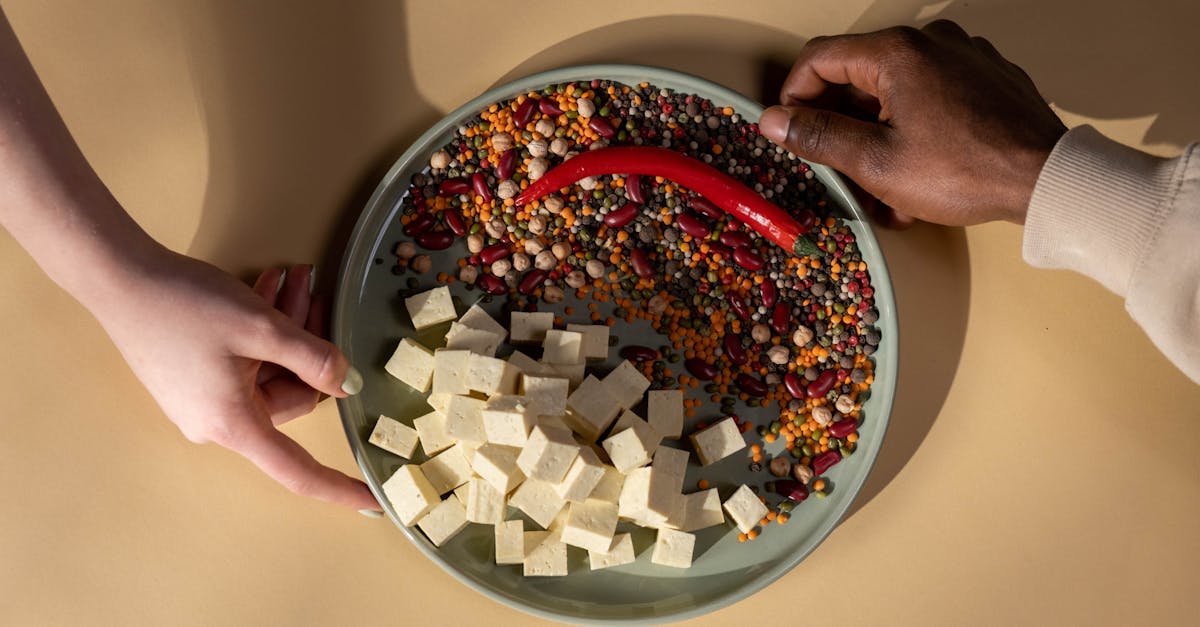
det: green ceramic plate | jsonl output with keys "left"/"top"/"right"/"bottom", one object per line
{"left": 333, "top": 64, "right": 897, "bottom": 625}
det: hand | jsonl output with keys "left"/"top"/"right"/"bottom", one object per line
{"left": 93, "top": 250, "right": 378, "bottom": 511}
{"left": 758, "top": 20, "right": 1068, "bottom": 227}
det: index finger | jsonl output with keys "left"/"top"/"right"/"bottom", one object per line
{"left": 781, "top": 29, "right": 907, "bottom": 106}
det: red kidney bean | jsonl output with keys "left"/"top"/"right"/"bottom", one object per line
{"left": 797, "top": 208, "right": 818, "bottom": 233}
{"left": 415, "top": 229, "right": 454, "bottom": 250}
{"left": 588, "top": 116, "right": 616, "bottom": 139}
{"left": 828, "top": 420, "right": 858, "bottom": 439}
{"left": 807, "top": 370, "right": 837, "bottom": 399}
{"left": 771, "top": 303, "right": 790, "bottom": 335}
{"left": 707, "top": 242, "right": 732, "bottom": 259}
{"left": 402, "top": 212, "right": 435, "bottom": 237}
{"left": 620, "top": 345, "right": 659, "bottom": 362}
{"left": 471, "top": 172, "right": 492, "bottom": 203}
{"left": 760, "top": 280, "right": 777, "bottom": 308}
{"left": 538, "top": 98, "right": 563, "bottom": 117}
{"left": 784, "top": 373, "right": 805, "bottom": 398}
{"left": 729, "top": 295, "right": 750, "bottom": 321}
{"left": 513, "top": 99, "right": 536, "bottom": 128}
{"left": 675, "top": 212, "right": 710, "bottom": 239}
{"left": 625, "top": 174, "right": 646, "bottom": 204}
{"left": 812, "top": 450, "right": 841, "bottom": 475}
{"left": 774, "top": 479, "right": 809, "bottom": 502}
{"left": 518, "top": 269, "right": 547, "bottom": 295}
{"left": 479, "top": 243, "right": 510, "bottom": 265}
{"left": 736, "top": 373, "right": 767, "bottom": 397}
{"left": 496, "top": 149, "right": 517, "bottom": 180}
{"left": 690, "top": 195, "right": 723, "bottom": 220}
{"left": 723, "top": 334, "right": 748, "bottom": 366}
{"left": 684, "top": 358, "right": 717, "bottom": 381}
{"left": 630, "top": 247, "right": 653, "bottom": 278}
{"left": 733, "top": 247, "right": 765, "bottom": 271}
{"left": 444, "top": 209, "right": 467, "bottom": 236}
{"left": 478, "top": 273, "right": 507, "bottom": 295}
{"left": 439, "top": 177, "right": 471, "bottom": 196}
{"left": 719, "top": 230, "right": 751, "bottom": 249}
{"left": 603, "top": 203, "right": 638, "bottom": 228}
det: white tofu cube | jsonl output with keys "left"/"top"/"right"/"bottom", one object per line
{"left": 560, "top": 500, "right": 619, "bottom": 554}
{"left": 383, "top": 338, "right": 436, "bottom": 392}
{"left": 602, "top": 415, "right": 660, "bottom": 473}
{"left": 679, "top": 488, "right": 725, "bottom": 532}
{"left": 413, "top": 410, "right": 455, "bottom": 456}
{"left": 723, "top": 484, "right": 769, "bottom": 533}
{"left": 690, "top": 417, "right": 746, "bottom": 466}
{"left": 647, "top": 389, "right": 685, "bottom": 439}
{"left": 367, "top": 415, "right": 419, "bottom": 459}
{"left": 617, "top": 467, "right": 658, "bottom": 524}
{"left": 552, "top": 446, "right": 607, "bottom": 503}
{"left": 465, "top": 354, "right": 518, "bottom": 396}
{"left": 417, "top": 494, "right": 469, "bottom": 547}
{"left": 463, "top": 477, "right": 505, "bottom": 525}
{"left": 652, "top": 446, "right": 689, "bottom": 491}
{"left": 481, "top": 395, "right": 535, "bottom": 447}
{"left": 443, "top": 395, "right": 487, "bottom": 443}
{"left": 425, "top": 393, "right": 453, "bottom": 414}
{"left": 523, "top": 533, "right": 567, "bottom": 577}
{"left": 420, "top": 444, "right": 474, "bottom": 495}
{"left": 457, "top": 303, "right": 508, "bottom": 341}
{"left": 565, "top": 375, "right": 622, "bottom": 441}
{"left": 521, "top": 375, "right": 569, "bottom": 418}
{"left": 589, "top": 467, "right": 625, "bottom": 505}
{"left": 509, "top": 311, "right": 554, "bottom": 343}
{"left": 495, "top": 520, "right": 525, "bottom": 565}
{"left": 565, "top": 323, "right": 610, "bottom": 361}
{"left": 616, "top": 464, "right": 680, "bottom": 527}
{"left": 542, "top": 361, "right": 586, "bottom": 389}
{"left": 509, "top": 479, "right": 566, "bottom": 529}
{"left": 542, "top": 330, "right": 584, "bottom": 364}
{"left": 444, "top": 321, "right": 503, "bottom": 356}
{"left": 651, "top": 528, "right": 695, "bottom": 568}
{"left": 506, "top": 350, "right": 550, "bottom": 376}
{"left": 470, "top": 443, "right": 525, "bottom": 494}
{"left": 431, "top": 349, "right": 472, "bottom": 396}
{"left": 588, "top": 532, "right": 635, "bottom": 570}
{"left": 517, "top": 425, "right": 580, "bottom": 483}
{"left": 603, "top": 360, "right": 651, "bottom": 410}
{"left": 405, "top": 286, "right": 457, "bottom": 330}
{"left": 381, "top": 464, "right": 441, "bottom": 526}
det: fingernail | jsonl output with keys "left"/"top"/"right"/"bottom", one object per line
{"left": 759, "top": 106, "right": 792, "bottom": 144}
{"left": 341, "top": 366, "right": 363, "bottom": 395}
{"left": 358, "top": 509, "right": 384, "bottom": 518}
{"left": 307, "top": 264, "right": 317, "bottom": 295}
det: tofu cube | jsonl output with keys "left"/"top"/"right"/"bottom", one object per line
{"left": 690, "top": 417, "right": 746, "bottom": 466}
{"left": 444, "top": 322, "right": 503, "bottom": 356}
{"left": 616, "top": 465, "right": 680, "bottom": 527}
{"left": 723, "top": 484, "right": 769, "bottom": 533}
{"left": 520, "top": 374, "right": 570, "bottom": 418}
{"left": 565, "top": 375, "right": 622, "bottom": 441}
{"left": 466, "top": 354, "right": 519, "bottom": 396}
{"left": 404, "top": 286, "right": 457, "bottom": 330}
{"left": 413, "top": 410, "right": 454, "bottom": 456}
{"left": 420, "top": 444, "right": 474, "bottom": 495}
{"left": 463, "top": 477, "right": 506, "bottom": 525}
{"left": 431, "top": 349, "right": 472, "bottom": 396}
{"left": 417, "top": 495, "right": 469, "bottom": 547}
{"left": 470, "top": 443, "right": 525, "bottom": 494}
{"left": 542, "top": 330, "right": 584, "bottom": 364}
{"left": 383, "top": 338, "right": 436, "bottom": 392}
{"left": 523, "top": 533, "right": 568, "bottom": 577}
{"left": 443, "top": 395, "right": 487, "bottom": 443}
{"left": 589, "top": 532, "right": 635, "bottom": 570}
{"left": 603, "top": 360, "right": 651, "bottom": 410}
{"left": 457, "top": 303, "right": 508, "bottom": 341}
{"left": 425, "top": 393, "right": 453, "bottom": 414}
{"left": 516, "top": 424, "right": 580, "bottom": 483}
{"left": 509, "top": 311, "right": 554, "bottom": 343}
{"left": 588, "top": 467, "right": 626, "bottom": 505}
{"left": 481, "top": 395, "right": 535, "bottom": 447}
{"left": 553, "top": 446, "right": 607, "bottom": 503}
{"left": 495, "top": 519, "right": 525, "bottom": 565}
{"left": 647, "top": 389, "right": 685, "bottom": 439}
{"left": 602, "top": 414, "right": 660, "bottom": 473}
{"left": 565, "top": 324, "right": 610, "bottom": 361}
{"left": 652, "top": 446, "right": 689, "bottom": 492}
{"left": 542, "top": 361, "right": 586, "bottom": 389}
{"left": 506, "top": 350, "right": 550, "bottom": 376}
{"left": 367, "top": 415, "right": 419, "bottom": 459}
{"left": 560, "top": 500, "right": 619, "bottom": 554}
{"left": 651, "top": 528, "right": 695, "bottom": 569}
{"left": 679, "top": 488, "right": 725, "bottom": 532}
{"left": 381, "top": 464, "right": 441, "bottom": 526}
{"left": 508, "top": 479, "right": 567, "bottom": 529}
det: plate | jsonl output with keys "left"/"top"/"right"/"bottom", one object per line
{"left": 333, "top": 64, "right": 898, "bottom": 625}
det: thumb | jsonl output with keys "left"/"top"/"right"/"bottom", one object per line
{"left": 759, "top": 105, "right": 889, "bottom": 182}
{"left": 242, "top": 311, "right": 362, "bottom": 398}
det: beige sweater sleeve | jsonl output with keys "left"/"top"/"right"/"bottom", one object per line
{"left": 1024, "top": 125, "right": 1200, "bottom": 383}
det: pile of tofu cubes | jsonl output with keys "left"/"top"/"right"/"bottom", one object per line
{"left": 370, "top": 286, "right": 769, "bottom": 576}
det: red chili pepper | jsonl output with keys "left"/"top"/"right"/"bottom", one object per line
{"left": 515, "top": 146, "right": 820, "bottom": 257}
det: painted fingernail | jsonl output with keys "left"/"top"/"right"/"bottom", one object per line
{"left": 358, "top": 509, "right": 384, "bottom": 518}
{"left": 341, "top": 366, "right": 363, "bottom": 395}
{"left": 758, "top": 106, "right": 792, "bottom": 144}
{"left": 308, "top": 264, "right": 317, "bottom": 294}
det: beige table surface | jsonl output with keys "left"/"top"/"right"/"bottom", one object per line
{"left": 3, "top": 1, "right": 1199, "bottom": 625}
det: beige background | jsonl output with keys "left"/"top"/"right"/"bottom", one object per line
{"left": 2, "top": 0, "right": 1199, "bottom": 625}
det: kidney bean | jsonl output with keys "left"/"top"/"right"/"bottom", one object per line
{"left": 513, "top": 99, "right": 537, "bottom": 128}
{"left": 774, "top": 479, "right": 809, "bottom": 503}
{"left": 771, "top": 303, "right": 790, "bottom": 336}
{"left": 797, "top": 208, "right": 818, "bottom": 233}
{"left": 479, "top": 243, "right": 511, "bottom": 265}
{"left": 471, "top": 172, "right": 492, "bottom": 203}
{"left": 828, "top": 420, "right": 858, "bottom": 439}
{"left": 733, "top": 247, "right": 765, "bottom": 271}
{"left": 438, "top": 177, "right": 471, "bottom": 196}
{"left": 723, "top": 334, "right": 748, "bottom": 366}
{"left": 625, "top": 174, "right": 646, "bottom": 204}
{"left": 718, "top": 230, "right": 751, "bottom": 249}
{"left": 588, "top": 116, "right": 616, "bottom": 139}
{"left": 707, "top": 241, "right": 732, "bottom": 259}
{"left": 444, "top": 209, "right": 467, "bottom": 236}
{"left": 415, "top": 229, "right": 454, "bottom": 250}
{"left": 675, "top": 212, "right": 710, "bottom": 239}
{"left": 812, "top": 450, "right": 841, "bottom": 475}
{"left": 736, "top": 373, "right": 767, "bottom": 397}
{"left": 729, "top": 295, "right": 750, "bottom": 321}
{"left": 478, "top": 273, "right": 508, "bottom": 295}
{"left": 518, "top": 269, "right": 547, "bottom": 295}
{"left": 690, "top": 195, "right": 724, "bottom": 220}
{"left": 538, "top": 98, "right": 563, "bottom": 117}
{"left": 603, "top": 203, "right": 638, "bottom": 228}
{"left": 620, "top": 345, "right": 659, "bottom": 362}
{"left": 630, "top": 247, "right": 653, "bottom": 278}
{"left": 684, "top": 358, "right": 717, "bottom": 381}
{"left": 784, "top": 373, "right": 805, "bottom": 398}
{"left": 496, "top": 149, "right": 517, "bottom": 180}
{"left": 402, "top": 212, "right": 435, "bottom": 237}
{"left": 807, "top": 370, "right": 837, "bottom": 399}
{"left": 760, "top": 280, "right": 777, "bottom": 308}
